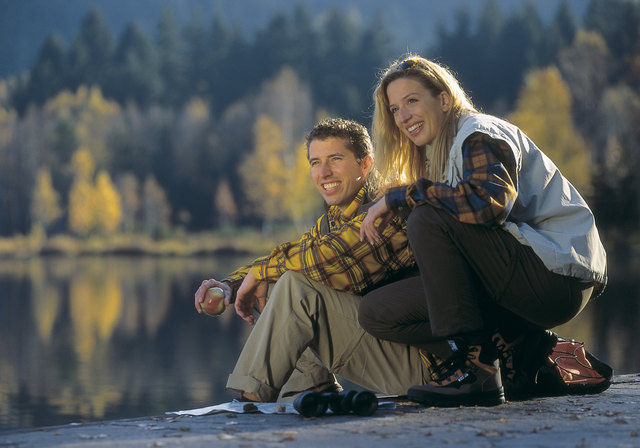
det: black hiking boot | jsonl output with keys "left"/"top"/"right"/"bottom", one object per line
{"left": 492, "top": 329, "right": 557, "bottom": 400}
{"left": 408, "top": 335, "right": 505, "bottom": 407}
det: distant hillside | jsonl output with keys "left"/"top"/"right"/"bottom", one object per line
{"left": 0, "top": 0, "right": 587, "bottom": 79}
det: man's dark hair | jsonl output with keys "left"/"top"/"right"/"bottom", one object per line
{"left": 305, "top": 117, "right": 379, "bottom": 197}
{"left": 305, "top": 118, "right": 373, "bottom": 162}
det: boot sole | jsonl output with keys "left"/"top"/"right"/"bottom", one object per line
{"left": 408, "top": 386, "right": 506, "bottom": 408}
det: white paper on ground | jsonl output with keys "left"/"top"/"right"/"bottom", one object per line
{"left": 167, "top": 400, "right": 396, "bottom": 416}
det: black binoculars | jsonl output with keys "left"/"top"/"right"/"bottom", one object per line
{"left": 293, "top": 389, "right": 378, "bottom": 417}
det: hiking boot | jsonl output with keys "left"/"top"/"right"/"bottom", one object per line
{"left": 408, "top": 336, "right": 505, "bottom": 407}
{"left": 492, "top": 329, "right": 557, "bottom": 400}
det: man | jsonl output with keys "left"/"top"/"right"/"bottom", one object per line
{"left": 194, "top": 118, "right": 427, "bottom": 402}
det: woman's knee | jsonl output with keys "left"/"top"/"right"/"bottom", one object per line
{"left": 406, "top": 204, "right": 448, "bottom": 243}
{"left": 357, "top": 294, "right": 377, "bottom": 334}
{"left": 358, "top": 293, "right": 391, "bottom": 338}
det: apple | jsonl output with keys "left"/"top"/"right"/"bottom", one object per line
{"left": 201, "top": 286, "right": 226, "bottom": 316}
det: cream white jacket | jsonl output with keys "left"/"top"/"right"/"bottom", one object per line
{"left": 446, "top": 114, "right": 607, "bottom": 289}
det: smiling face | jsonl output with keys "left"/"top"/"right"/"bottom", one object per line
{"left": 386, "top": 77, "right": 451, "bottom": 147}
{"left": 308, "top": 137, "right": 373, "bottom": 211}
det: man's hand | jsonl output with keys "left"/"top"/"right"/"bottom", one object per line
{"left": 235, "top": 269, "right": 268, "bottom": 325}
{"left": 360, "top": 198, "right": 395, "bottom": 244}
{"left": 194, "top": 279, "right": 231, "bottom": 313}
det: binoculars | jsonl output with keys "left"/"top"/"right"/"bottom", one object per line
{"left": 293, "top": 389, "right": 378, "bottom": 417}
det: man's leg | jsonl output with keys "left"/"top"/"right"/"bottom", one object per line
{"left": 278, "top": 350, "right": 339, "bottom": 399}
{"left": 227, "top": 271, "right": 428, "bottom": 401}
{"left": 257, "top": 284, "right": 338, "bottom": 400}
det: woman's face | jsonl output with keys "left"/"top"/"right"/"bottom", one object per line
{"left": 386, "top": 77, "right": 450, "bottom": 147}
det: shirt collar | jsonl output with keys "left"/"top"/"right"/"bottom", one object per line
{"left": 327, "top": 187, "right": 366, "bottom": 222}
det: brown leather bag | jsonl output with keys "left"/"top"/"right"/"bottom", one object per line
{"left": 535, "top": 336, "right": 613, "bottom": 396}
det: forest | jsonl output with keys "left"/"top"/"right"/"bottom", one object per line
{"left": 0, "top": 0, "right": 638, "bottom": 258}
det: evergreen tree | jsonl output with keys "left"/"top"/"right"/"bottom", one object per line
{"left": 253, "top": 12, "right": 293, "bottom": 80}
{"left": 316, "top": 8, "right": 363, "bottom": 118}
{"left": 289, "top": 4, "right": 318, "bottom": 81}
{"left": 432, "top": 8, "right": 478, "bottom": 106}
{"left": 471, "top": 0, "right": 506, "bottom": 111}
{"left": 116, "top": 172, "right": 140, "bottom": 233}
{"left": 218, "top": 27, "right": 252, "bottom": 113}
{"left": 542, "top": 0, "right": 577, "bottom": 65}
{"left": 0, "top": 108, "right": 39, "bottom": 234}
{"left": 26, "top": 33, "right": 67, "bottom": 106}
{"left": 45, "top": 117, "right": 78, "bottom": 209}
{"left": 183, "top": 13, "right": 210, "bottom": 100}
{"left": 591, "top": 84, "right": 640, "bottom": 258}
{"left": 205, "top": 10, "right": 246, "bottom": 114}
{"left": 108, "top": 22, "right": 161, "bottom": 107}
{"left": 155, "top": 8, "right": 186, "bottom": 108}
{"left": 356, "top": 12, "right": 393, "bottom": 121}
{"left": 585, "top": 0, "right": 640, "bottom": 66}
{"left": 495, "top": 0, "right": 544, "bottom": 109}
{"left": 66, "top": 7, "right": 114, "bottom": 91}
{"left": 142, "top": 174, "right": 172, "bottom": 238}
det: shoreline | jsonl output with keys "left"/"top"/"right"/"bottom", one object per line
{"left": 3, "top": 374, "right": 639, "bottom": 448}
{"left": 0, "top": 228, "right": 301, "bottom": 260}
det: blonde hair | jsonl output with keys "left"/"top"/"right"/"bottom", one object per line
{"left": 372, "top": 54, "right": 477, "bottom": 186}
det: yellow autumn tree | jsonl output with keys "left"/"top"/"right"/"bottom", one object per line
{"left": 68, "top": 148, "right": 123, "bottom": 236}
{"left": 68, "top": 148, "right": 97, "bottom": 236}
{"left": 284, "top": 141, "right": 323, "bottom": 229}
{"left": 509, "top": 67, "right": 592, "bottom": 195}
{"left": 71, "top": 146, "right": 95, "bottom": 179}
{"left": 95, "top": 171, "right": 122, "bottom": 235}
{"left": 240, "top": 115, "right": 290, "bottom": 225}
{"left": 45, "top": 86, "right": 120, "bottom": 168}
{"left": 31, "top": 168, "right": 63, "bottom": 234}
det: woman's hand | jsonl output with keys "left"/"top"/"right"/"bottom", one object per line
{"left": 234, "top": 270, "right": 268, "bottom": 325}
{"left": 360, "top": 198, "right": 395, "bottom": 244}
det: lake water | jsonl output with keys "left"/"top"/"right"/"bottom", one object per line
{"left": 1, "top": 254, "right": 638, "bottom": 430}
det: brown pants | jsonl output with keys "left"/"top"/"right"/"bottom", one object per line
{"left": 359, "top": 204, "right": 592, "bottom": 348}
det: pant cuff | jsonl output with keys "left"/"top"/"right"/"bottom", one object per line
{"left": 226, "top": 373, "right": 280, "bottom": 402}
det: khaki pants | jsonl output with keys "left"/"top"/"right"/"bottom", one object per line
{"left": 227, "top": 271, "right": 428, "bottom": 401}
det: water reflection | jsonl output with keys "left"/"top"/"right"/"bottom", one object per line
{"left": 0, "top": 255, "right": 253, "bottom": 430}
{"left": 0, "top": 254, "right": 638, "bottom": 430}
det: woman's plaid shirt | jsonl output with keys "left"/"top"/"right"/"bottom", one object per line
{"left": 223, "top": 187, "right": 415, "bottom": 295}
{"left": 385, "top": 133, "right": 518, "bottom": 227}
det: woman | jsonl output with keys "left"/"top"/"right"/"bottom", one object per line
{"left": 359, "top": 55, "right": 607, "bottom": 407}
